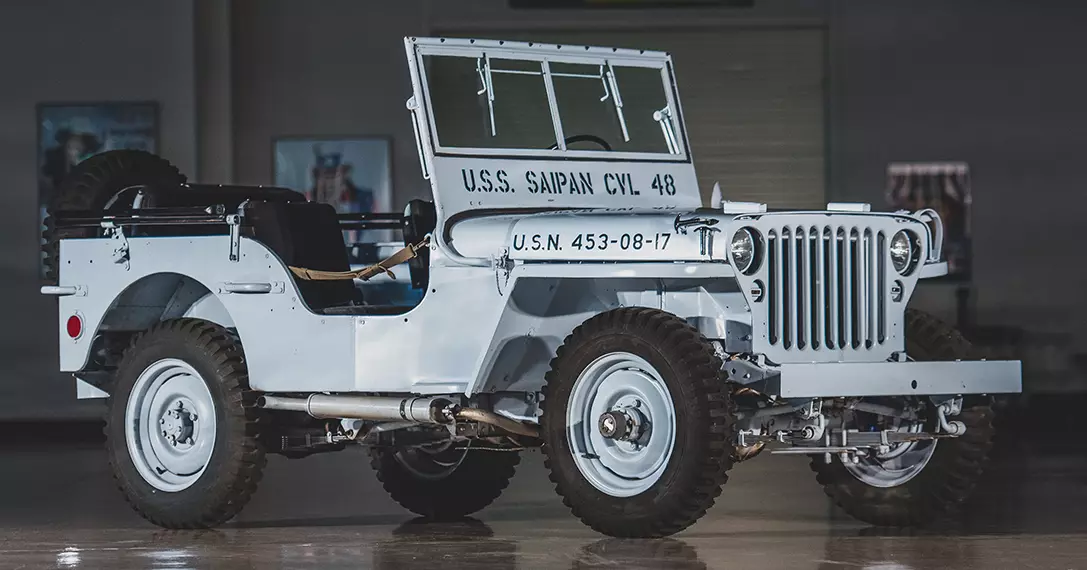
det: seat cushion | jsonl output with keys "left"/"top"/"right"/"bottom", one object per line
{"left": 245, "top": 201, "right": 362, "bottom": 311}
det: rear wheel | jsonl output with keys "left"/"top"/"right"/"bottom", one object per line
{"left": 41, "top": 150, "right": 185, "bottom": 282}
{"left": 105, "top": 319, "right": 265, "bottom": 528}
{"left": 370, "top": 443, "right": 520, "bottom": 519}
{"left": 810, "top": 309, "right": 996, "bottom": 527}
{"left": 541, "top": 308, "right": 735, "bottom": 538}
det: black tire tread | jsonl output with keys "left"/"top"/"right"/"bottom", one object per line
{"left": 541, "top": 307, "right": 735, "bottom": 538}
{"left": 42, "top": 150, "right": 185, "bottom": 283}
{"left": 370, "top": 447, "right": 521, "bottom": 520}
{"left": 809, "top": 308, "right": 995, "bottom": 527}
{"left": 105, "top": 318, "right": 265, "bottom": 529}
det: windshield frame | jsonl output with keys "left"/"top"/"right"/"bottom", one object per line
{"left": 412, "top": 40, "right": 690, "bottom": 163}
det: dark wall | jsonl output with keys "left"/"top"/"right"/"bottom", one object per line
{"left": 229, "top": 0, "right": 828, "bottom": 209}
{"left": 3, "top": 0, "right": 1085, "bottom": 419}
{"left": 230, "top": 0, "right": 429, "bottom": 208}
{"left": 829, "top": 1, "right": 1087, "bottom": 392}
{"left": 0, "top": 0, "right": 196, "bottom": 420}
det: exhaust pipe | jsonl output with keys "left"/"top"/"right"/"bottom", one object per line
{"left": 257, "top": 394, "right": 541, "bottom": 438}
{"left": 455, "top": 408, "right": 539, "bottom": 438}
{"left": 257, "top": 394, "right": 453, "bottom": 424}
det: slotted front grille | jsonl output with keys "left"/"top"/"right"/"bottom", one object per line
{"left": 766, "top": 225, "right": 887, "bottom": 351}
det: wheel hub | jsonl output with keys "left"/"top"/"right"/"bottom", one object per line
{"left": 159, "top": 400, "right": 198, "bottom": 446}
{"left": 598, "top": 404, "right": 647, "bottom": 442}
{"left": 567, "top": 352, "right": 676, "bottom": 498}
{"left": 125, "top": 358, "right": 217, "bottom": 492}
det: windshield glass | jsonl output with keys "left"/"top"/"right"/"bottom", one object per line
{"left": 426, "top": 56, "right": 556, "bottom": 150}
{"left": 422, "top": 53, "right": 682, "bottom": 158}
{"left": 550, "top": 62, "right": 672, "bottom": 154}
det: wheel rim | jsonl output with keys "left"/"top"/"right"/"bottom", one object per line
{"left": 567, "top": 352, "right": 676, "bottom": 497}
{"left": 124, "top": 358, "right": 217, "bottom": 492}
{"left": 843, "top": 413, "right": 936, "bottom": 488}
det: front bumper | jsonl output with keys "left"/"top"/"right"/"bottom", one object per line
{"left": 766, "top": 360, "right": 1022, "bottom": 399}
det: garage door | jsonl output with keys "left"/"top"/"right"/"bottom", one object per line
{"left": 443, "top": 28, "right": 826, "bottom": 208}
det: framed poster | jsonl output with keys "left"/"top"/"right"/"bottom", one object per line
{"left": 38, "top": 101, "right": 159, "bottom": 277}
{"left": 273, "top": 137, "right": 394, "bottom": 263}
{"left": 886, "top": 162, "right": 972, "bottom": 281}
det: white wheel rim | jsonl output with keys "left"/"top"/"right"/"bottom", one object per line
{"left": 567, "top": 352, "right": 676, "bottom": 498}
{"left": 124, "top": 358, "right": 217, "bottom": 492}
{"left": 843, "top": 416, "right": 937, "bottom": 488}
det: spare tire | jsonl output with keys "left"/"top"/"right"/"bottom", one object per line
{"left": 41, "top": 150, "right": 186, "bottom": 283}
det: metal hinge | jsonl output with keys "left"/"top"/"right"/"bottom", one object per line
{"left": 493, "top": 248, "right": 513, "bottom": 295}
{"left": 227, "top": 214, "right": 242, "bottom": 262}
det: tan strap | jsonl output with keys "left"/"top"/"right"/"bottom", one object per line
{"left": 289, "top": 238, "right": 429, "bottom": 282}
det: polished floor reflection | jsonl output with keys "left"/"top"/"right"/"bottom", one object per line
{"left": 1, "top": 429, "right": 1085, "bottom": 569}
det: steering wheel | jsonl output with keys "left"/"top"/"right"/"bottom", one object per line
{"left": 548, "top": 134, "right": 613, "bottom": 151}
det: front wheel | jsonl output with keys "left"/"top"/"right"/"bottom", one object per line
{"left": 105, "top": 319, "right": 266, "bottom": 528}
{"left": 541, "top": 308, "right": 735, "bottom": 538}
{"left": 810, "top": 309, "right": 996, "bottom": 527}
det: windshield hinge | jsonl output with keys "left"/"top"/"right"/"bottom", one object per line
{"left": 655, "top": 106, "right": 680, "bottom": 154}
{"left": 406, "top": 96, "right": 431, "bottom": 180}
{"left": 493, "top": 248, "right": 514, "bottom": 296}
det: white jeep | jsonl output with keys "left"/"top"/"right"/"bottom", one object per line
{"left": 42, "top": 37, "right": 1021, "bottom": 537}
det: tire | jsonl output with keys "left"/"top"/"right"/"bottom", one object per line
{"left": 541, "top": 307, "right": 735, "bottom": 538}
{"left": 810, "top": 308, "right": 996, "bottom": 527}
{"left": 105, "top": 319, "right": 265, "bottom": 528}
{"left": 41, "top": 150, "right": 186, "bottom": 283}
{"left": 370, "top": 445, "right": 520, "bottom": 519}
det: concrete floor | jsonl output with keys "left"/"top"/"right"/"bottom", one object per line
{"left": 1, "top": 431, "right": 1085, "bottom": 569}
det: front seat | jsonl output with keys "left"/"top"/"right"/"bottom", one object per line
{"left": 244, "top": 200, "right": 363, "bottom": 313}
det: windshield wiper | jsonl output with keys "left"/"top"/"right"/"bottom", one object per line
{"left": 605, "top": 61, "right": 631, "bottom": 143}
{"left": 476, "top": 55, "right": 496, "bottom": 136}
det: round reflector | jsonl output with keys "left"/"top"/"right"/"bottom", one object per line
{"left": 66, "top": 314, "right": 83, "bottom": 339}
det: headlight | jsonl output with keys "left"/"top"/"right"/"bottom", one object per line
{"left": 731, "top": 228, "right": 758, "bottom": 274}
{"left": 889, "top": 230, "right": 913, "bottom": 274}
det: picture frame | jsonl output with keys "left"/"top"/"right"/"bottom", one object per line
{"left": 886, "top": 162, "right": 972, "bottom": 282}
{"left": 272, "top": 136, "right": 395, "bottom": 265}
{"left": 37, "top": 101, "right": 160, "bottom": 278}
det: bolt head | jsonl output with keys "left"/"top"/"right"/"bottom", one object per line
{"left": 190, "top": 414, "right": 198, "bottom": 422}
{"left": 160, "top": 418, "right": 166, "bottom": 425}
{"left": 161, "top": 430, "right": 168, "bottom": 437}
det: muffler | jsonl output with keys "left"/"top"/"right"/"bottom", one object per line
{"left": 257, "top": 394, "right": 453, "bottom": 424}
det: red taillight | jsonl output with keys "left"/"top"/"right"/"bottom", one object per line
{"left": 66, "top": 314, "right": 83, "bottom": 339}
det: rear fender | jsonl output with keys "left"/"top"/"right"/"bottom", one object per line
{"left": 73, "top": 272, "right": 235, "bottom": 374}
